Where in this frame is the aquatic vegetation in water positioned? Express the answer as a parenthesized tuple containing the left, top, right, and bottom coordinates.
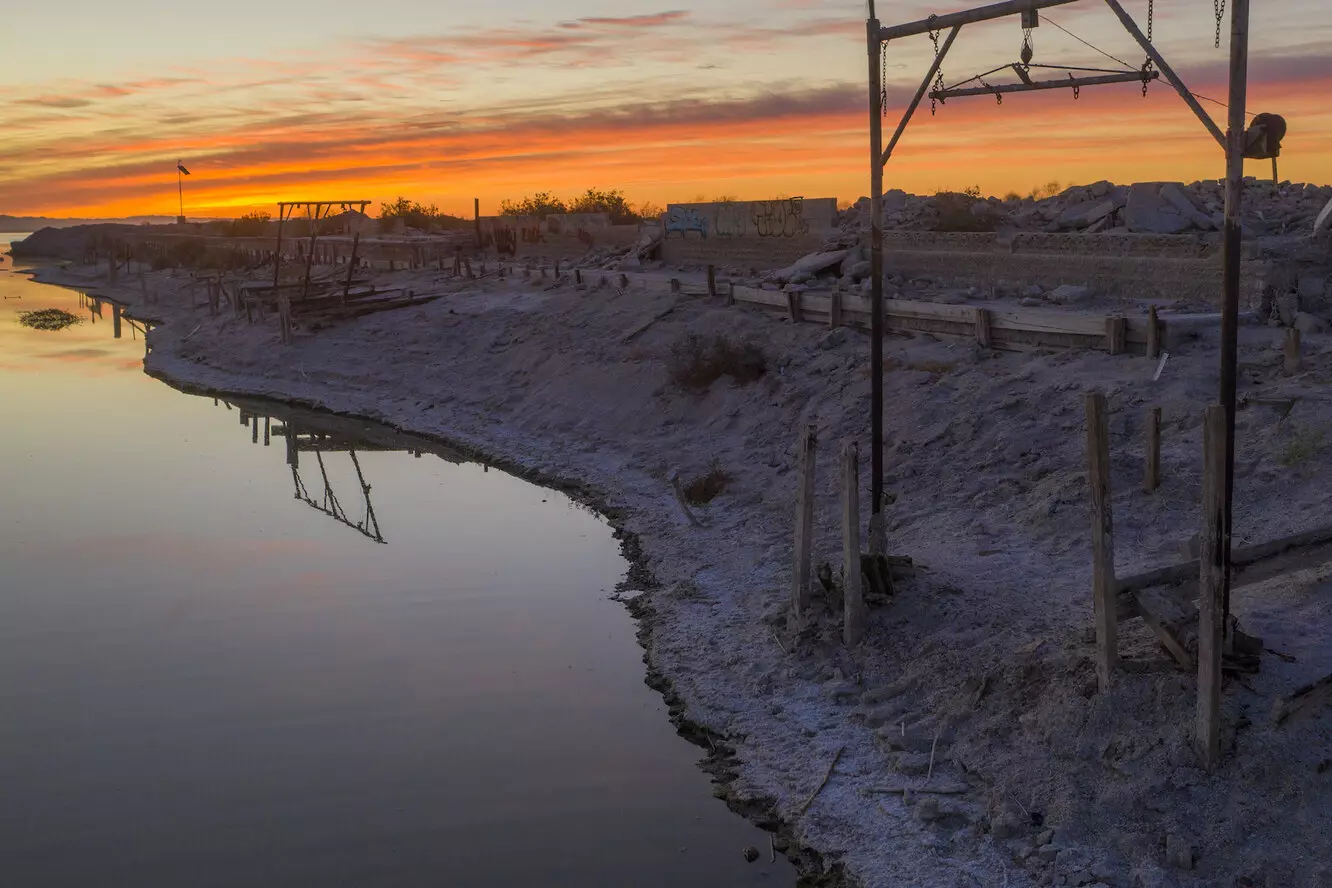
(17, 308, 82, 331)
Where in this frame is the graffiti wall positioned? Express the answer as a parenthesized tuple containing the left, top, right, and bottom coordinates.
(661, 197, 837, 267)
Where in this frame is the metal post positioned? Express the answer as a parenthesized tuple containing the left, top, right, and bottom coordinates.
(868, 15, 884, 522)
(1219, 0, 1250, 634)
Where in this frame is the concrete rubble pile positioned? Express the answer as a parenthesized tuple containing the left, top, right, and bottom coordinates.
(832, 179, 1332, 241)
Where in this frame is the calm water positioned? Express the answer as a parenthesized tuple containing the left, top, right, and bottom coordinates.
(0, 236, 794, 887)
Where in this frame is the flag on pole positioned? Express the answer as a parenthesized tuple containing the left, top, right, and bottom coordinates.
(177, 163, 191, 175)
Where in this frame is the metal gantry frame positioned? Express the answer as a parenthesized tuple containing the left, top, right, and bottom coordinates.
(867, 0, 1253, 764)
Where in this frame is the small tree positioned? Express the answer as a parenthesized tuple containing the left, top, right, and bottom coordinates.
(568, 188, 639, 224)
(379, 196, 442, 233)
(499, 192, 569, 219)
(228, 210, 271, 237)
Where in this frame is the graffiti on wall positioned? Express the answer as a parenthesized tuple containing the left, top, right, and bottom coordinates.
(751, 198, 809, 238)
(665, 206, 709, 239)
(714, 202, 748, 238)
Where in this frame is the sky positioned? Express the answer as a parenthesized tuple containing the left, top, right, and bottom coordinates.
(2, 0, 1330, 219)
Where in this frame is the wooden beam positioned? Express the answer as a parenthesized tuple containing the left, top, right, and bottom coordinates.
(1144, 406, 1161, 493)
(883, 25, 961, 166)
(842, 440, 866, 646)
(1284, 327, 1301, 376)
(879, 0, 1080, 40)
(1198, 405, 1226, 768)
(932, 70, 1157, 100)
(1086, 392, 1118, 692)
(1102, 0, 1226, 149)
(792, 424, 818, 618)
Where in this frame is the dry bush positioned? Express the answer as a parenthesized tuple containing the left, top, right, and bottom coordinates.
(931, 192, 999, 232)
(668, 334, 768, 390)
(682, 460, 733, 505)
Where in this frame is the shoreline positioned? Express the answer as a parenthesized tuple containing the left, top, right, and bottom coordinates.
(23, 257, 1332, 887)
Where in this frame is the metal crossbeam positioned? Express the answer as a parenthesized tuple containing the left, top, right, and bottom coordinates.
(931, 69, 1156, 99)
(879, 0, 1081, 41)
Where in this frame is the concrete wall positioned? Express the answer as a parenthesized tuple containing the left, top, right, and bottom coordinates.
(880, 231, 1268, 305)
(661, 198, 837, 269)
(476, 214, 641, 260)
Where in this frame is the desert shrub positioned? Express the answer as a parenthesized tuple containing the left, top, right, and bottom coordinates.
(17, 308, 81, 331)
(377, 197, 469, 233)
(682, 460, 733, 505)
(1281, 426, 1324, 467)
(499, 192, 569, 219)
(228, 210, 271, 237)
(668, 334, 768, 390)
(931, 192, 998, 232)
(1028, 180, 1063, 201)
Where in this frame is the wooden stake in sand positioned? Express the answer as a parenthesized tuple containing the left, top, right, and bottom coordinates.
(1147, 305, 1161, 359)
(791, 424, 818, 617)
(1197, 404, 1226, 768)
(1144, 406, 1161, 493)
(974, 307, 993, 349)
(1106, 316, 1127, 355)
(842, 440, 866, 646)
(1086, 392, 1118, 692)
(1284, 327, 1302, 376)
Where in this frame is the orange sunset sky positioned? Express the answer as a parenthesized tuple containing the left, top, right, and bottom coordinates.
(2, 0, 1330, 220)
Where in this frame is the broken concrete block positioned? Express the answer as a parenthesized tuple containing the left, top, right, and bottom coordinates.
(1299, 274, 1328, 301)
(772, 249, 849, 284)
(1294, 311, 1329, 335)
(1125, 183, 1196, 234)
(1058, 199, 1117, 230)
(883, 189, 908, 212)
(1315, 196, 1332, 235)
(1049, 284, 1092, 305)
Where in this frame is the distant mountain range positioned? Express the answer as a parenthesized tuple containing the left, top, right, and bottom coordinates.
(0, 215, 223, 232)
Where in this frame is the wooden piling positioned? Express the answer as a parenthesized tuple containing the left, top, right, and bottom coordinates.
(1144, 406, 1161, 493)
(1284, 327, 1302, 376)
(1086, 392, 1118, 692)
(263, 416, 271, 447)
(707, 265, 717, 298)
(252, 416, 259, 444)
(112, 304, 122, 339)
(842, 440, 865, 646)
(1197, 405, 1226, 768)
(786, 290, 803, 323)
(830, 290, 844, 329)
(975, 307, 993, 348)
(791, 424, 818, 618)
(1147, 305, 1160, 359)
(1106, 317, 1127, 355)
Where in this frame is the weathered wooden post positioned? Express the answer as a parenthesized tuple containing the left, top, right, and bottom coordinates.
(1106, 316, 1127, 355)
(1197, 405, 1226, 767)
(791, 424, 818, 617)
(252, 416, 259, 444)
(1147, 305, 1160, 359)
(1284, 327, 1301, 376)
(975, 307, 993, 348)
(1086, 392, 1118, 692)
(707, 264, 717, 298)
(112, 304, 122, 339)
(842, 440, 866, 646)
(830, 290, 844, 329)
(1144, 406, 1162, 493)
(263, 416, 271, 447)
(786, 290, 803, 323)
(343, 232, 361, 305)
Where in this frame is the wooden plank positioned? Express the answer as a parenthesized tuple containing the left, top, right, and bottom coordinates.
(1144, 406, 1161, 493)
(1137, 586, 1195, 669)
(1086, 392, 1118, 692)
(1197, 405, 1226, 769)
(1285, 327, 1301, 376)
(1147, 305, 1160, 359)
(842, 440, 865, 646)
(975, 307, 993, 348)
(791, 425, 818, 618)
(1107, 316, 1127, 355)
(1273, 672, 1332, 725)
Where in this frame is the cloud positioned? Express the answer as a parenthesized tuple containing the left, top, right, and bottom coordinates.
(561, 10, 690, 29)
(13, 95, 92, 109)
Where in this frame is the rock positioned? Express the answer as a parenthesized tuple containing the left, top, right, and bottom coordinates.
(1277, 291, 1299, 326)
(1294, 311, 1329, 334)
(991, 811, 1026, 839)
(1019, 297, 1043, 307)
(1164, 834, 1193, 871)
(1058, 199, 1118, 230)
(1299, 274, 1328, 301)
(884, 189, 908, 212)
(743, 846, 760, 863)
(1022, 284, 1045, 299)
(892, 751, 934, 775)
(1049, 284, 1092, 305)
(1125, 183, 1196, 234)
(915, 797, 942, 822)
(843, 259, 872, 281)
(772, 249, 849, 284)
(1037, 843, 1062, 863)
(1037, 829, 1055, 846)
(823, 680, 859, 702)
(819, 328, 848, 349)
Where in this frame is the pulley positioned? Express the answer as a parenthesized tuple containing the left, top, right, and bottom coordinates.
(1243, 113, 1287, 160)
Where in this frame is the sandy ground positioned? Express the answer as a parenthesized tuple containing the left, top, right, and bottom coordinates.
(25, 259, 1332, 888)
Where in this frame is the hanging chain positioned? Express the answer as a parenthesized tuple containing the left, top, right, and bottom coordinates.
(1021, 27, 1034, 67)
(1139, 0, 1154, 96)
(929, 28, 945, 115)
(880, 42, 889, 117)
(1214, 0, 1226, 48)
